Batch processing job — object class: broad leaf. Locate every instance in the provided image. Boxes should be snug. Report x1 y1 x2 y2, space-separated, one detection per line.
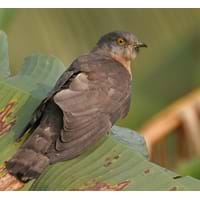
0 31 10 78
29 126 200 191
0 54 65 163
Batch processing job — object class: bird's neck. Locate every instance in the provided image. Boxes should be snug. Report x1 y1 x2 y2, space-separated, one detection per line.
110 53 132 79
91 47 132 79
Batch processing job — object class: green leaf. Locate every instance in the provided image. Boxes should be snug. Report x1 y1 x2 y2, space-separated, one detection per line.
111 126 148 158
7 53 66 99
0 31 200 191
176 157 200 179
0 9 16 30
0 53 65 163
0 31 10 78
29 128 200 191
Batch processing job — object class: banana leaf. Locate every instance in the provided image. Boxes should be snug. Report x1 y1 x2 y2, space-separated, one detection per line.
0 31 10 78
0 31 200 191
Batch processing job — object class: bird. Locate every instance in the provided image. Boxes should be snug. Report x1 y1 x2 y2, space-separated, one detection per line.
5 31 147 182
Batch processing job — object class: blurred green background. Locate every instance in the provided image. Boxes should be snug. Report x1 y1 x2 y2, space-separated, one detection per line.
1 8 200 129
0 8 200 178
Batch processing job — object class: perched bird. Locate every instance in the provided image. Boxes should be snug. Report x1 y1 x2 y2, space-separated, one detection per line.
6 31 147 182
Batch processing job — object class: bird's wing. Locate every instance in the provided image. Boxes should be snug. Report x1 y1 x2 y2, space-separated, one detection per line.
16 63 81 140
47 57 131 163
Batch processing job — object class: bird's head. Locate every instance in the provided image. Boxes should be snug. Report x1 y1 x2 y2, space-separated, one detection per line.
93 31 147 69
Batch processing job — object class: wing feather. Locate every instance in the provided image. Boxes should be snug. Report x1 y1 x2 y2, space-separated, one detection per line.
16 64 80 140
47 57 131 162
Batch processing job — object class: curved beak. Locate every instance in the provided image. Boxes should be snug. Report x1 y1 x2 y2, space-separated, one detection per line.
136 42 148 48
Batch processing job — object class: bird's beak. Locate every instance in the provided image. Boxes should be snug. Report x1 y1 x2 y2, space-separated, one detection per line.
136 42 148 48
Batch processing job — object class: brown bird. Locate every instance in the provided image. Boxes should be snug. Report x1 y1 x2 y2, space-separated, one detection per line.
6 31 147 182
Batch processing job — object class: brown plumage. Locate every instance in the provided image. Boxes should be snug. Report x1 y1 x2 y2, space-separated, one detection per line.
6 31 147 182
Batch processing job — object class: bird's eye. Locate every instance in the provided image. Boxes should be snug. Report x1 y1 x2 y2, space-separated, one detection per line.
117 38 126 46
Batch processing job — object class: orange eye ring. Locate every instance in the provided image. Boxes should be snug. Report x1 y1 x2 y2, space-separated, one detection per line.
117 38 126 46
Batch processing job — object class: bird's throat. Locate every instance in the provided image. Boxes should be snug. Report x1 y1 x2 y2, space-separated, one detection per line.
111 53 132 79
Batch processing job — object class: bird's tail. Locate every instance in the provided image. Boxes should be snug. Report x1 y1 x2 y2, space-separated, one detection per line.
5 102 63 182
5 125 53 182
5 148 50 182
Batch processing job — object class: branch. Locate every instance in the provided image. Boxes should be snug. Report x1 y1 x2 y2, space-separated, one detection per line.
140 88 200 156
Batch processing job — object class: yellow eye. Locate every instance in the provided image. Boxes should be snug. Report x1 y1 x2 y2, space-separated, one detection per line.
117 38 126 46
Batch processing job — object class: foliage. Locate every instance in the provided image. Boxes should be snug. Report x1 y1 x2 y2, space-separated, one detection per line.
177 157 200 180
0 31 10 78
0 9 15 31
